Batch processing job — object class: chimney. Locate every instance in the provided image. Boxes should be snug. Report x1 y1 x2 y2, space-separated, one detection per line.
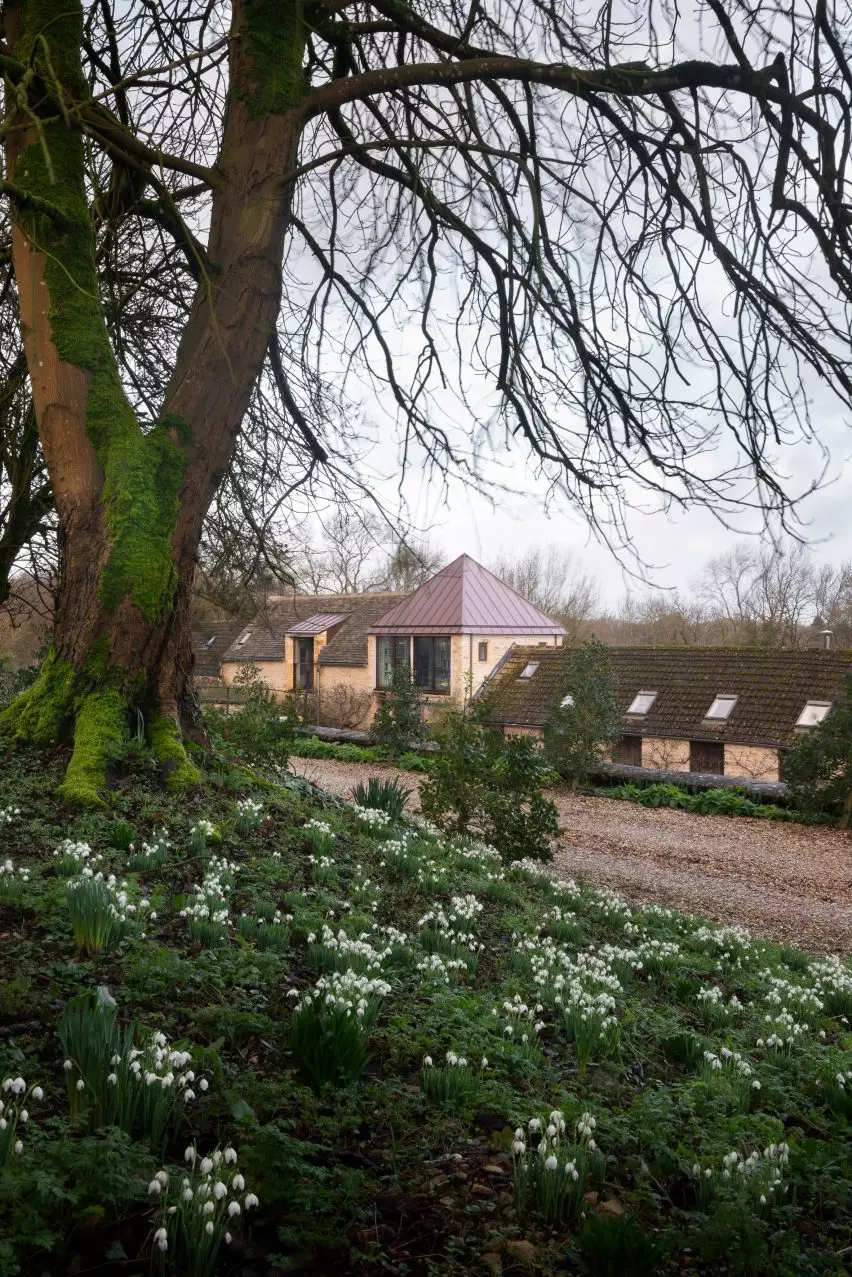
820 629 833 650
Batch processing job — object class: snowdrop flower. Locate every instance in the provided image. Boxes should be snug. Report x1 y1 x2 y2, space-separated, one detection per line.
107 1073 117 1086
203 1201 215 1215
154 1227 168 1252
232 1173 245 1191
228 1201 241 1217
183 1088 195 1102
155 1170 168 1187
224 1146 238 1164
200 1157 213 1175
481 1057 488 1069
513 1140 526 1155
76 1079 85 1092
423 1055 433 1068
19 1110 27 1123
0 1120 6 1131
205 1221 214 1236
31 1087 43 1101
183 1186 193 1202
185 1146 196 1163
225 1233 232 1245
244 1193 259 1209
544 1155 558 1171
13 1140 23 1155
63 1060 73 1072
198 1078 209 1092
213 1181 227 1200
148 1179 162 1195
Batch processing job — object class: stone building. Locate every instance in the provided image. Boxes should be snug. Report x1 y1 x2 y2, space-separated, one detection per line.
482 645 852 782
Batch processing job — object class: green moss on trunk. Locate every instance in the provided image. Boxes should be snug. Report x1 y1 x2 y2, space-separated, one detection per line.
56 688 127 809
242 0 307 116
11 0 187 624
0 651 76 745
148 715 203 792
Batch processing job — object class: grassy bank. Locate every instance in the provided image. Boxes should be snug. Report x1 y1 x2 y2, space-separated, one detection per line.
0 749 851 1275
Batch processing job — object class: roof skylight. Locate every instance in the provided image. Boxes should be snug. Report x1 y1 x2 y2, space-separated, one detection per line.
204 635 218 648
519 662 539 679
627 690 657 716
237 631 251 646
796 701 831 728
705 695 737 720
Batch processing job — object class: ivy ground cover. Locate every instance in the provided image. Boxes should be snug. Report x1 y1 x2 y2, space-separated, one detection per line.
0 751 851 1275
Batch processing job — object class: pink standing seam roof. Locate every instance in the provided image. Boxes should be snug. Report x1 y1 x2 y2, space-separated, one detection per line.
370 554 565 635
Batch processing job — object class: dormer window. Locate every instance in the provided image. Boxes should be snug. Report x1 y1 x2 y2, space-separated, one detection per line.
796 700 831 728
519 662 539 679
627 690 657 716
705 694 737 721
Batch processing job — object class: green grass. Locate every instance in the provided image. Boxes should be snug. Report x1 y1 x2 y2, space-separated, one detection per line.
0 746 851 1275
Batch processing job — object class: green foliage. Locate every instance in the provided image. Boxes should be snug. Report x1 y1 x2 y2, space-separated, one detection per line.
785 676 852 826
289 734 432 770
351 775 412 821
574 1212 667 1276
205 680 295 770
289 998 373 1091
596 781 829 823
370 664 424 755
421 709 558 861
542 638 620 788
0 658 38 711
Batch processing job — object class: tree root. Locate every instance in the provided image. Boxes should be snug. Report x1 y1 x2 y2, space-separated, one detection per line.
148 713 203 792
0 651 76 745
56 688 128 809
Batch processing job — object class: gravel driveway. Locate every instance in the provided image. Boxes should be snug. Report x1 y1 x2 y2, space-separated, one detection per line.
290 757 852 953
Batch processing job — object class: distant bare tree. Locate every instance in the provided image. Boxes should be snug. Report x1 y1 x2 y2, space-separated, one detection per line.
811 562 852 648
492 546 598 639
376 541 444 593
697 543 816 647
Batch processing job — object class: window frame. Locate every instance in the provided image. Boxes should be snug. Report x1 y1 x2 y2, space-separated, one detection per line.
704 694 738 721
293 636 315 690
626 689 657 716
413 635 451 694
376 635 410 689
477 641 489 662
518 661 540 679
795 700 832 728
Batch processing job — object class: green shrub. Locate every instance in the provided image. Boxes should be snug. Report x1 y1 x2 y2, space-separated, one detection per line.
351 775 412 821
542 638 620 789
594 781 828 824
785 675 852 826
370 665 424 755
205 675 296 769
574 1212 667 1276
421 709 558 861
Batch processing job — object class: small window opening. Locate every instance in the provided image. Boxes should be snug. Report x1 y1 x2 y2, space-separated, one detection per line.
519 662 539 679
795 701 831 728
627 690 657 716
705 695 737 720
478 641 489 662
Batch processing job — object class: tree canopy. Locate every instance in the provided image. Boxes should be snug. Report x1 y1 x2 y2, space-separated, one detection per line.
2 0 852 803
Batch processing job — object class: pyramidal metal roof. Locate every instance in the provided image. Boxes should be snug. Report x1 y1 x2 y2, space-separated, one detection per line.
370 554 566 636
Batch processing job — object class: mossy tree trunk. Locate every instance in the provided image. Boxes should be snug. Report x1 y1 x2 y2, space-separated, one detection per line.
1 0 305 804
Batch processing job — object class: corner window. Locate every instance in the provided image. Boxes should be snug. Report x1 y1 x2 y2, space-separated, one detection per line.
414 636 451 693
519 662 539 679
478 641 489 662
377 636 409 688
704 695 737 721
796 701 831 728
627 690 657 716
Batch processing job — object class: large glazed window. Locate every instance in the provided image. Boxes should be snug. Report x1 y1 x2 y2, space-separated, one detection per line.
377 636 409 688
414 636 451 693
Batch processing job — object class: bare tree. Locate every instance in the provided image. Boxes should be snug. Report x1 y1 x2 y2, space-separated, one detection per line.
3 0 852 804
697 542 817 647
811 561 852 647
492 545 598 638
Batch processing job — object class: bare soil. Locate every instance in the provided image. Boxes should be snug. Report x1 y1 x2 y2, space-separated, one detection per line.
291 756 852 953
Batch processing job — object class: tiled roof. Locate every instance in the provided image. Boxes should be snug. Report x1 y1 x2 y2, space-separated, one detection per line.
191 624 247 679
221 593 406 667
484 645 852 747
370 554 565 635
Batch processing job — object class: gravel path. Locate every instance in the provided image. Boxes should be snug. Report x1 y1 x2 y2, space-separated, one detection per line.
290 757 852 953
